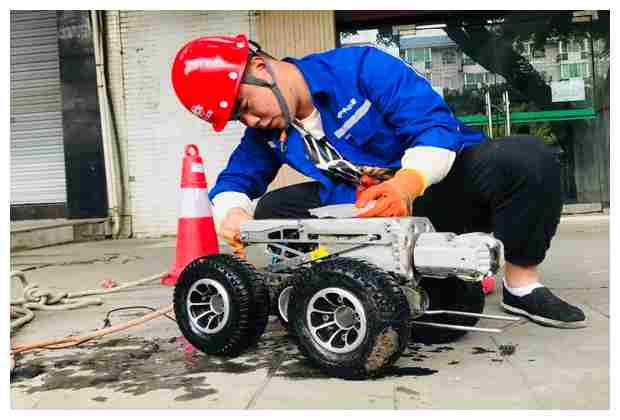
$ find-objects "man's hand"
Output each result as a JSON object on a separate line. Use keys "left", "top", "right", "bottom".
{"left": 355, "top": 175, "right": 381, "bottom": 199}
{"left": 220, "top": 207, "right": 252, "bottom": 257}
{"left": 355, "top": 169, "right": 426, "bottom": 218}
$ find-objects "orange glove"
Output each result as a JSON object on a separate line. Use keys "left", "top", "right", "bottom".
{"left": 355, "top": 175, "right": 381, "bottom": 199}
{"left": 355, "top": 169, "right": 426, "bottom": 218}
{"left": 220, "top": 207, "right": 252, "bottom": 258}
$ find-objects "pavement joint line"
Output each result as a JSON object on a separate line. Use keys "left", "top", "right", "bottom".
{"left": 574, "top": 297, "right": 610, "bottom": 320}
{"left": 244, "top": 351, "right": 288, "bottom": 409}
{"left": 588, "top": 270, "right": 609, "bottom": 275}
{"left": 16, "top": 256, "right": 123, "bottom": 272}
{"left": 393, "top": 383, "right": 398, "bottom": 410}
{"left": 497, "top": 318, "right": 530, "bottom": 333}
{"left": 12, "top": 254, "right": 74, "bottom": 258}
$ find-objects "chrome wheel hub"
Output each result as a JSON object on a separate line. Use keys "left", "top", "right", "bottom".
{"left": 187, "top": 278, "right": 230, "bottom": 334}
{"left": 278, "top": 285, "right": 293, "bottom": 322}
{"left": 306, "top": 287, "right": 367, "bottom": 354}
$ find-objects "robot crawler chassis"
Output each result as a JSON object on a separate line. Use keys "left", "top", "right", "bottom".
{"left": 173, "top": 217, "right": 519, "bottom": 379}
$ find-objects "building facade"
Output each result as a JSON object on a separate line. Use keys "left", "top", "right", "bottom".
{"left": 10, "top": 10, "right": 610, "bottom": 238}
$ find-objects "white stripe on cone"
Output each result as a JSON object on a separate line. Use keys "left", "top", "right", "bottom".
{"left": 190, "top": 162, "right": 205, "bottom": 173}
{"left": 179, "top": 188, "right": 213, "bottom": 218}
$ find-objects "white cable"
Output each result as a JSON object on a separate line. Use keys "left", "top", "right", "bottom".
{"left": 10, "top": 270, "right": 167, "bottom": 332}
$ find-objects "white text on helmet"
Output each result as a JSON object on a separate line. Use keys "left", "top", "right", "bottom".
{"left": 184, "top": 57, "right": 228, "bottom": 75}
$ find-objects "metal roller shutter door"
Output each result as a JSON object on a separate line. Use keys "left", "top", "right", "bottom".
{"left": 10, "top": 10, "right": 67, "bottom": 205}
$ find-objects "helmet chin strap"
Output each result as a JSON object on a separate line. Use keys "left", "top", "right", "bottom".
{"left": 241, "top": 59, "right": 292, "bottom": 150}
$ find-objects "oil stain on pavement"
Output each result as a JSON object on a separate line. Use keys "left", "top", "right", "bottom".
{"left": 11, "top": 331, "right": 313, "bottom": 400}
{"left": 11, "top": 325, "right": 479, "bottom": 399}
{"left": 12, "top": 336, "right": 230, "bottom": 401}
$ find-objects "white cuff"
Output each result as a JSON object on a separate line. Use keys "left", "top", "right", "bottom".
{"left": 211, "top": 192, "right": 252, "bottom": 231}
{"left": 401, "top": 146, "right": 456, "bottom": 187}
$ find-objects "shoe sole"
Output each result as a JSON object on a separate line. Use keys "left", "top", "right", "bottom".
{"left": 501, "top": 302, "right": 588, "bottom": 329}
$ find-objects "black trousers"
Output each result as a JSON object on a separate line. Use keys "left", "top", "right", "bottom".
{"left": 254, "top": 135, "right": 563, "bottom": 267}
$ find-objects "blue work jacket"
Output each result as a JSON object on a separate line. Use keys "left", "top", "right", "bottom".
{"left": 208, "top": 46, "right": 487, "bottom": 205}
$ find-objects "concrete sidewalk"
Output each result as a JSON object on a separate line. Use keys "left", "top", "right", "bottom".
{"left": 9, "top": 216, "right": 609, "bottom": 409}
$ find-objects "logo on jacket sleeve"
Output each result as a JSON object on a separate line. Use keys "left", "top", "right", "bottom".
{"left": 337, "top": 98, "right": 358, "bottom": 119}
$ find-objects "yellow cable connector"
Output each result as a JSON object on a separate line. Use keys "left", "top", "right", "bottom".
{"left": 310, "top": 246, "right": 329, "bottom": 260}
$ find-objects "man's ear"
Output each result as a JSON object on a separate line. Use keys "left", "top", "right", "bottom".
{"left": 248, "top": 55, "right": 267, "bottom": 75}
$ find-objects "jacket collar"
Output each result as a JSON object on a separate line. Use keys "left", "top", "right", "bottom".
{"left": 283, "top": 56, "right": 330, "bottom": 100}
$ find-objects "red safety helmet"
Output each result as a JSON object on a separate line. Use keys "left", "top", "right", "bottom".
{"left": 171, "top": 34, "right": 250, "bottom": 132}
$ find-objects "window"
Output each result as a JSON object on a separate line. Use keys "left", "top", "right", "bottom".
{"left": 525, "top": 42, "right": 545, "bottom": 60}
{"left": 558, "top": 38, "right": 589, "bottom": 61}
{"left": 560, "top": 63, "right": 588, "bottom": 79}
{"left": 464, "top": 72, "right": 485, "bottom": 89}
{"left": 532, "top": 46, "right": 546, "bottom": 59}
{"left": 407, "top": 48, "right": 431, "bottom": 63}
{"left": 568, "top": 40, "right": 579, "bottom": 53}
{"left": 408, "top": 48, "right": 424, "bottom": 62}
{"left": 558, "top": 41, "right": 569, "bottom": 61}
{"left": 462, "top": 53, "right": 476, "bottom": 65}
{"left": 570, "top": 39, "right": 588, "bottom": 53}
{"left": 406, "top": 47, "right": 432, "bottom": 70}
{"left": 484, "top": 73, "right": 498, "bottom": 85}
{"left": 442, "top": 50, "right": 456, "bottom": 65}
{"left": 424, "top": 48, "right": 432, "bottom": 63}
{"left": 580, "top": 38, "right": 591, "bottom": 60}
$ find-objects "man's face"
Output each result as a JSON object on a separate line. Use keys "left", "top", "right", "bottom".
{"left": 233, "top": 57, "right": 288, "bottom": 130}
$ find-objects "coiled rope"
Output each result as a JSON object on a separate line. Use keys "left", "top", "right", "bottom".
{"left": 10, "top": 270, "right": 167, "bottom": 333}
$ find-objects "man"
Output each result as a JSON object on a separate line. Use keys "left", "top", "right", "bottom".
{"left": 171, "top": 34, "right": 586, "bottom": 329}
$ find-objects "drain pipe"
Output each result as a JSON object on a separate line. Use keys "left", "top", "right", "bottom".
{"left": 90, "top": 10, "right": 122, "bottom": 237}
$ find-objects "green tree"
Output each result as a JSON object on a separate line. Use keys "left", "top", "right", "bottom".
{"left": 444, "top": 11, "right": 609, "bottom": 110}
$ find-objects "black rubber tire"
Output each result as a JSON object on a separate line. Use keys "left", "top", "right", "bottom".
{"left": 261, "top": 271, "right": 285, "bottom": 316}
{"left": 411, "top": 276, "right": 485, "bottom": 344}
{"left": 274, "top": 267, "right": 313, "bottom": 332}
{"left": 173, "top": 254, "right": 269, "bottom": 357}
{"left": 274, "top": 276, "right": 295, "bottom": 329}
{"left": 247, "top": 262, "right": 270, "bottom": 348}
{"left": 288, "top": 258, "right": 410, "bottom": 379}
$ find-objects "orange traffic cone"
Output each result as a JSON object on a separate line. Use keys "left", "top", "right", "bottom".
{"left": 161, "top": 144, "right": 219, "bottom": 286}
